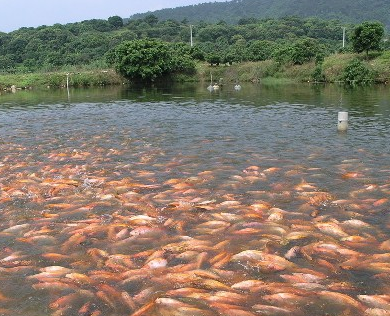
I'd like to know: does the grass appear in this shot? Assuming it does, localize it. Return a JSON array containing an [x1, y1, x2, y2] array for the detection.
[[321, 53, 356, 82], [281, 61, 317, 82], [197, 60, 281, 84], [0, 69, 125, 90], [260, 77, 296, 85], [369, 51, 390, 82], [196, 52, 388, 85]]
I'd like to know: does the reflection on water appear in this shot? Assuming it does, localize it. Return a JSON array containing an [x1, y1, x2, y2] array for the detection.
[[0, 83, 390, 316]]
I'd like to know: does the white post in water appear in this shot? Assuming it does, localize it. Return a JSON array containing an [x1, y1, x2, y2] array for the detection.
[[207, 73, 213, 91], [338, 111, 348, 132], [66, 73, 70, 101]]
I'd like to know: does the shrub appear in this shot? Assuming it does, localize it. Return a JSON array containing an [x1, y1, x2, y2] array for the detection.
[[109, 39, 195, 81], [341, 58, 374, 84], [312, 65, 325, 82]]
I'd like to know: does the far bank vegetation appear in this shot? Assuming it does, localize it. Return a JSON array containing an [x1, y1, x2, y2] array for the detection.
[[1, 15, 389, 88]]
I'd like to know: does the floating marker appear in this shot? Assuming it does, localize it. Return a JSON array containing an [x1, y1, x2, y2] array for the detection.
[[338, 111, 348, 132]]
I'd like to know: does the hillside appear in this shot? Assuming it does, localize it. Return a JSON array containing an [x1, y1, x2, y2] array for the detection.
[[130, 0, 390, 27], [0, 15, 352, 73]]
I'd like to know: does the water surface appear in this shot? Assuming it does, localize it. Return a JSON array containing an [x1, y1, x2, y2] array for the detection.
[[0, 83, 390, 316]]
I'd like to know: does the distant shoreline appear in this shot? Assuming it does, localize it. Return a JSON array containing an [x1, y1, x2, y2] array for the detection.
[[1, 54, 389, 91]]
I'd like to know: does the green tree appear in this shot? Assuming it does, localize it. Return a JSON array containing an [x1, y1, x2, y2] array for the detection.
[[273, 38, 324, 65], [272, 45, 294, 64], [197, 25, 233, 43], [109, 30, 137, 47], [351, 21, 384, 56], [222, 51, 236, 65], [6, 37, 28, 63], [238, 17, 258, 25], [190, 46, 205, 61], [143, 15, 159, 26], [290, 38, 324, 65], [108, 39, 194, 81], [108, 16, 124, 28], [0, 55, 15, 71], [109, 39, 170, 81], [247, 40, 277, 61], [206, 53, 221, 66]]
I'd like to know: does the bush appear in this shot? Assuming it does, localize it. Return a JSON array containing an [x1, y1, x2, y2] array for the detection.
[[342, 58, 374, 84], [273, 39, 325, 65], [206, 53, 222, 66], [109, 39, 195, 81], [312, 65, 325, 82]]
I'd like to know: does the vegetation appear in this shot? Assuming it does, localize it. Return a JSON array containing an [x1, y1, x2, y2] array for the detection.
[[0, 15, 353, 74], [341, 58, 374, 84], [131, 0, 390, 28], [0, 12, 389, 88], [107, 39, 195, 82], [351, 21, 385, 56], [0, 70, 124, 89], [2, 52, 389, 90]]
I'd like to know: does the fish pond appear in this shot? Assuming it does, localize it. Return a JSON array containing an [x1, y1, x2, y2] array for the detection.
[[0, 83, 390, 316]]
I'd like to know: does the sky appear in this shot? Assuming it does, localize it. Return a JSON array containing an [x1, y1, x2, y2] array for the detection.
[[0, 0, 227, 33]]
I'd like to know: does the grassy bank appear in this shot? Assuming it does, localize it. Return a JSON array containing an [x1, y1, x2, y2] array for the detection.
[[199, 52, 390, 85], [0, 69, 126, 90], [1, 52, 390, 90]]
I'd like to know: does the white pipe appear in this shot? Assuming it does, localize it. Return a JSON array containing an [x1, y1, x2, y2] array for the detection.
[[66, 73, 70, 101], [338, 111, 348, 131]]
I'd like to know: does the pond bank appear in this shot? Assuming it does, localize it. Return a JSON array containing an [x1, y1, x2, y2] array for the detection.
[[0, 69, 126, 91], [1, 52, 390, 90], [197, 52, 390, 85]]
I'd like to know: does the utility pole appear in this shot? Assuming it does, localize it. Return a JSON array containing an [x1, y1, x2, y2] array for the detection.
[[342, 27, 346, 48], [190, 25, 193, 47]]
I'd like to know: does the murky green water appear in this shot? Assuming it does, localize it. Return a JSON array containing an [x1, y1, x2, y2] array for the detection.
[[0, 83, 389, 316]]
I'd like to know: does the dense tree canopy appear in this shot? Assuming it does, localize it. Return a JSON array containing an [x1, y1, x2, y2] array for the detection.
[[351, 21, 385, 55], [0, 15, 352, 73], [108, 16, 124, 28], [0, 13, 387, 75], [289, 38, 325, 65], [107, 39, 195, 81], [131, 0, 390, 28]]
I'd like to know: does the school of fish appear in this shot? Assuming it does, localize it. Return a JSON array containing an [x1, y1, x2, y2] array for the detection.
[[1, 132, 390, 316]]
